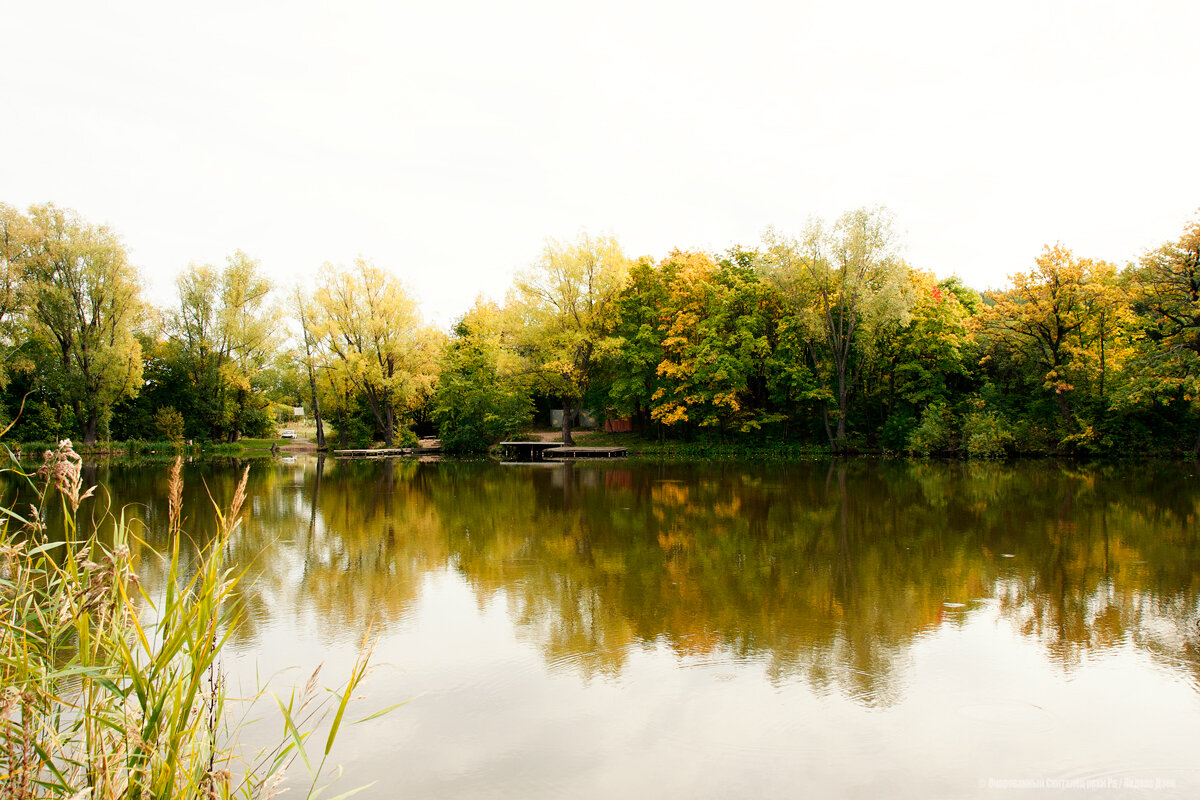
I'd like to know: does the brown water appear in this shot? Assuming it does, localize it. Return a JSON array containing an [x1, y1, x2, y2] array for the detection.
[[74, 457, 1200, 797]]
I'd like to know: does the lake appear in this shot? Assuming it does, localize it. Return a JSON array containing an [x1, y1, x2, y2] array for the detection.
[[65, 457, 1200, 797]]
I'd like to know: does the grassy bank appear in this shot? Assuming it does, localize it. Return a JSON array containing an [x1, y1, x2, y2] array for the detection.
[[6, 437, 310, 461]]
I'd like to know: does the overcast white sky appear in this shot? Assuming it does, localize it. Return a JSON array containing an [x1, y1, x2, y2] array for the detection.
[[3, 0, 1199, 327]]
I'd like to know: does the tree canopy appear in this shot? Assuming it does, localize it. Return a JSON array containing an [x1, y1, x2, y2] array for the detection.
[[3, 199, 1200, 458]]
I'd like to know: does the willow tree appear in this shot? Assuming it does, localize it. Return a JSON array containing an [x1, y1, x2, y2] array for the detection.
[[16, 203, 145, 443], [762, 208, 910, 451], [513, 234, 629, 445], [313, 258, 439, 447], [173, 252, 278, 441]]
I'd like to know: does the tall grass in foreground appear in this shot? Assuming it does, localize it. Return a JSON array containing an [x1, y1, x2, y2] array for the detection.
[[1, 442, 376, 799]]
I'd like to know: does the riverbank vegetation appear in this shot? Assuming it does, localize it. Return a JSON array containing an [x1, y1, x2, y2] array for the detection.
[[0, 445, 372, 798], [2, 201, 1199, 457]]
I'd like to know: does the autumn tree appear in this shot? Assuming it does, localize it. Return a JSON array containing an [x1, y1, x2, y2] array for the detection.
[[1126, 214, 1200, 452], [761, 207, 910, 451], [645, 250, 783, 435], [172, 252, 278, 441], [14, 203, 145, 443], [513, 234, 629, 445], [974, 245, 1117, 435], [312, 258, 440, 447]]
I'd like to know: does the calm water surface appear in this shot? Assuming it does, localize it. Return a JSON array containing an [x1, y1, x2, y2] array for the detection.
[[76, 458, 1200, 797]]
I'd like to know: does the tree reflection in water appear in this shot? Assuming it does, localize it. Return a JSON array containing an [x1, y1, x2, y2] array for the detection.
[[66, 456, 1200, 703]]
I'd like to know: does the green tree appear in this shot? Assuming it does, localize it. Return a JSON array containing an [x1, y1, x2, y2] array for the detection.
[[762, 208, 911, 450], [153, 405, 186, 443], [15, 203, 145, 443], [434, 301, 533, 453], [514, 234, 630, 445], [603, 257, 669, 432]]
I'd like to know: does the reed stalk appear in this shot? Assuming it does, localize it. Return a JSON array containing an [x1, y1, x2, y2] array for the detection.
[[0, 442, 374, 799]]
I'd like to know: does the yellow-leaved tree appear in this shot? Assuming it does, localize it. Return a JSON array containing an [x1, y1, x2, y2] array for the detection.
[[974, 244, 1128, 446], [513, 234, 629, 444], [173, 252, 279, 441], [312, 258, 441, 447]]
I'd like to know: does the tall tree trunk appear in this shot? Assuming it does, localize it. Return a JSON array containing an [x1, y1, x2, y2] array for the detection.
[[835, 361, 850, 451], [835, 401, 848, 451], [308, 372, 325, 448], [561, 396, 575, 445], [383, 406, 394, 448], [338, 392, 351, 448], [1054, 391, 1072, 424], [82, 413, 99, 445], [822, 403, 836, 452]]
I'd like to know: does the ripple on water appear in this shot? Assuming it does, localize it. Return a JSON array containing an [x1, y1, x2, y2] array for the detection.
[[957, 699, 1053, 733]]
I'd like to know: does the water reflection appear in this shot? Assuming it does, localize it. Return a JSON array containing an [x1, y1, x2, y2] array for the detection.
[[52, 457, 1200, 705]]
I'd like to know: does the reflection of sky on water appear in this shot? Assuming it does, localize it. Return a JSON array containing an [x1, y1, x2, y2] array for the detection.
[[236, 568, 1200, 799], [53, 457, 1200, 798]]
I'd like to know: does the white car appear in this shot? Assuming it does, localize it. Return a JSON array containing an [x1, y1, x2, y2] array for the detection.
[[280, 430, 296, 439]]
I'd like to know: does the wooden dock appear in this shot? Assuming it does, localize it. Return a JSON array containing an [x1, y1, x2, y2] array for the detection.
[[496, 442, 563, 461], [544, 446, 627, 459], [496, 442, 626, 461]]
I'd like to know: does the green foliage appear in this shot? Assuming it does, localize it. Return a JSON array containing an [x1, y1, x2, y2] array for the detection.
[[154, 405, 186, 442], [171, 253, 280, 443], [880, 408, 917, 451], [7, 199, 1200, 459], [647, 251, 785, 435], [434, 313, 532, 453], [6, 399, 67, 443], [907, 402, 956, 455], [513, 234, 630, 445], [762, 208, 911, 450], [604, 258, 668, 425], [8, 204, 146, 443], [395, 427, 420, 448], [961, 410, 1014, 458], [328, 397, 376, 449]]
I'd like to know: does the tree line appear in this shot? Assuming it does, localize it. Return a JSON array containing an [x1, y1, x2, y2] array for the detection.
[[2, 201, 1198, 456]]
